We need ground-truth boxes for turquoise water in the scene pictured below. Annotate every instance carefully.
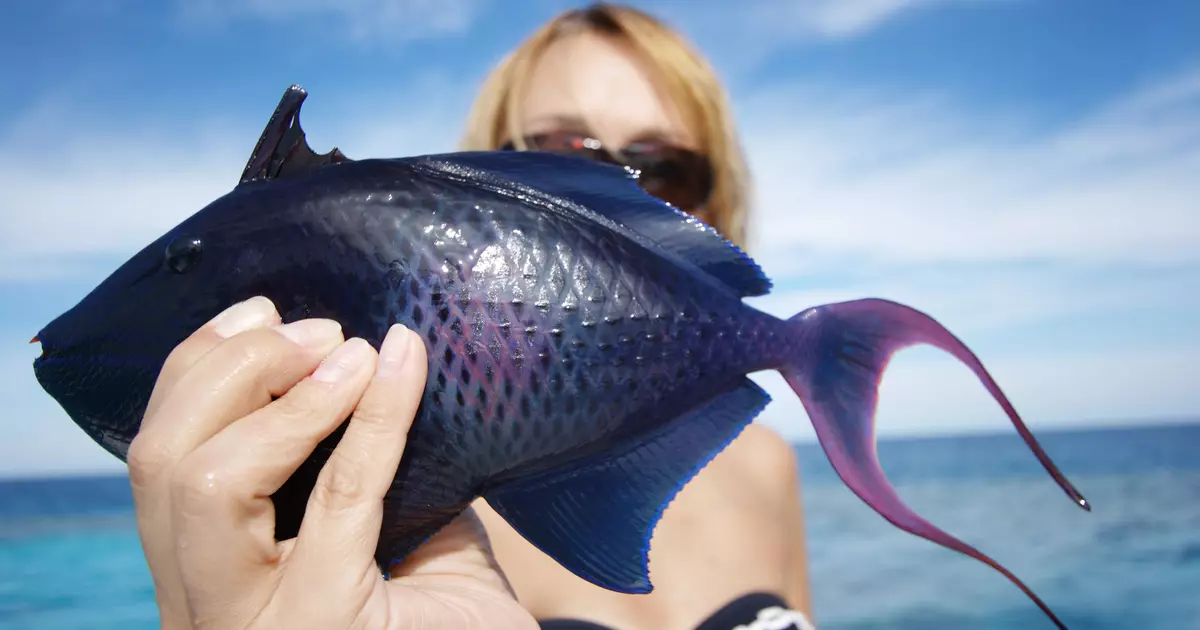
[2,422,1198,629]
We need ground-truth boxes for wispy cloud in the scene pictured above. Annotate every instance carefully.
[739,67,1200,274]
[0,75,476,281]
[733,70,1200,341]
[642,0,988,76]
[724,66,1200,441]
[747,263,1198,344]
[177,0,959,47]
[748,0,988,39]
[12,67,1196,281]
[177,0,485,43]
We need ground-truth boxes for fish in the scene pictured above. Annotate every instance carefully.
[32,85,1089,629]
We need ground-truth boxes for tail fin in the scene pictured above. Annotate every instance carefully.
[781,298,1086,630]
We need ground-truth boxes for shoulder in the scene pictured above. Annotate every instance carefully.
[723,423,801,484]
[699,423,803,507]
[727,426,815,611]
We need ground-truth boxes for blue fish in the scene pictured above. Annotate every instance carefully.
[32,86,1088,629]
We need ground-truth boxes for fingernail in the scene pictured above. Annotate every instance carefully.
[375,324,413,379]
[211,297,276,338]
[273,319,343,348]
[312,338,373,383]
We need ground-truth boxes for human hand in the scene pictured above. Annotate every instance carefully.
[125,296,536,630]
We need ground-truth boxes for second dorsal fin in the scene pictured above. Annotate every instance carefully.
[418,150,772,298]
[239,84,350,185]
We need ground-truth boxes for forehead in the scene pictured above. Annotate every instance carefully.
[518,32,694,146]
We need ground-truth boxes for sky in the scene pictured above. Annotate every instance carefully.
[0,0,1197,477]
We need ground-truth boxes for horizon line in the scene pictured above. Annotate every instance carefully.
[2,415,1196,483]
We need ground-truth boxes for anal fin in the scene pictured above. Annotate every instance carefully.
[482,379,771,593]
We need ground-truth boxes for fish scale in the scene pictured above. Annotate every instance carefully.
[31,85,1090,630]
[282,165,748,501]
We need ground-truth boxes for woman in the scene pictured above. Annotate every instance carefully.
[460,5,815,630]
[126,5,813,630]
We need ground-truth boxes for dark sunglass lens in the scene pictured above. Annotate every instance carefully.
[505,135,711,210]
[627,151,712,211]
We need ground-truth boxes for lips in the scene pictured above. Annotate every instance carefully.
[30,334,46,361]
[29,333,64,364]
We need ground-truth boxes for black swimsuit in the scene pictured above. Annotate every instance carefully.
[538,592,814,630]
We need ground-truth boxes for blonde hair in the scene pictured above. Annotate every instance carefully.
[459,2,753,250]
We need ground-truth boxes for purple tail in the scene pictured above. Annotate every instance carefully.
[781,298,1086,630]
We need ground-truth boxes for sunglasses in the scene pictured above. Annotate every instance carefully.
[499,131,714,211]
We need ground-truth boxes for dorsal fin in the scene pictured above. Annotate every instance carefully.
[239,84,351,185]
[417,150,771,298]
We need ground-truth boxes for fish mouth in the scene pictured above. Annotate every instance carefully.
[30,334,49,362]
[29,333,62,365]
[31,335,167,380]
[30,333,88,377]
[30,328,92,365]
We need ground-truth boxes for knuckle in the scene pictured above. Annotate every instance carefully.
[218,326,291,370]
[227,332,279,370]
[268,385,328,427]
[246,328,316,378]
[250,381,343,448]
[148,337,214,411]
[351,381,416,437]
[160,323,227,375]
[216,331,295,389]
[349,403,392,431]
[126,435,171,489]
[161,335,204,374]
[169,458,231,513]
[312,450,368,509]
[253,407,303,441]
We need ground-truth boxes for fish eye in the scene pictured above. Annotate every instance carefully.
[165,236,204,274]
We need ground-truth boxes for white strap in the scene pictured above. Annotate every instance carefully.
[731,604,817,630]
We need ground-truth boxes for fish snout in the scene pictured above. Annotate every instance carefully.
[29,329,62,364]
[30,332,50,363]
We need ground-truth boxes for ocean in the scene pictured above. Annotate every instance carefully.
[1,422,1198,630]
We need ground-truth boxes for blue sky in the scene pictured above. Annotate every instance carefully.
[1,0,1197,477]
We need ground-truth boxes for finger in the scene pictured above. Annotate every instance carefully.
[133,318,346,479]
[143,296,281,427]
[286,325,427,588]
[131,297,284,494]
[169,337,380,621]
[126,296,279,628]
[126,312,340,628]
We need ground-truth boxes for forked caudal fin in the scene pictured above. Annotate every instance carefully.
[781,298,1087,630]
